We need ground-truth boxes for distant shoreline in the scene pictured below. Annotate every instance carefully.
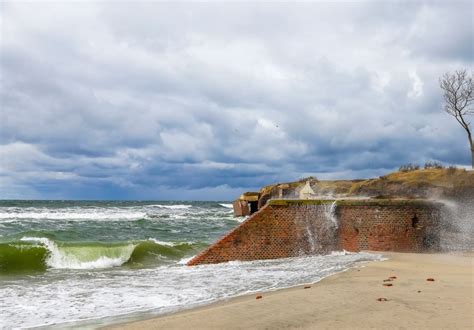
[105,252,473,330]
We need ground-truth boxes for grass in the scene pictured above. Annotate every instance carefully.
[348,168,473,195]
[258,168,473,200]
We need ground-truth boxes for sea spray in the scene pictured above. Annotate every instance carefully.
[326,200,339,228]
[294,202,340,256]
[436,199,474,251]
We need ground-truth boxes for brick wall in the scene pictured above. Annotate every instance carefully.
[339,203,441,252]
[187,199,441,266]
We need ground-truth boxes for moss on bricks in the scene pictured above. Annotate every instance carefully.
[269,199,336,206]
[269,199,440,207]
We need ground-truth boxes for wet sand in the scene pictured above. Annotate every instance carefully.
[106,252,473,329]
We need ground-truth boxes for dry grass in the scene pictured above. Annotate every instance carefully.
[349,168,473,195]
[384,168,473,187]
[257,168,474,200]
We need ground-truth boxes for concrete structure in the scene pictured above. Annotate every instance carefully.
[299,181,316,199]
[188,199,442,266]
[232,192,259,217]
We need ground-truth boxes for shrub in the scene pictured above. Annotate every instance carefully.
[424,161,444,169]
[447,165,457,175]
[399,163,420,172]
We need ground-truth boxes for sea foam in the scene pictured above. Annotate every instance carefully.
[0,208,146,221]
[0,252,383,328]
[149,204,193,209]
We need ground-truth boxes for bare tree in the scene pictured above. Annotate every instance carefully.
[439,70,474,168]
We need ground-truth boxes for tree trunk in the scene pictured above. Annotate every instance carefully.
[470,135,474,169]
[471,136,474,169]
[471,147,474,169]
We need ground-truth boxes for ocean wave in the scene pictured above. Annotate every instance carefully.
[20,237,136,269]
[147,238,197,246]
[147,238,175,246]
[0,251,383,328]
[148,204,193,209]
[219,203,233,209]
[0,237,204,273]
[177,256,195,265]
[235,215,249,223]
[0,208,147,221]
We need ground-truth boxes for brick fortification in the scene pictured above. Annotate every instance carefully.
[187,199,442,266]
[338,200,441,252]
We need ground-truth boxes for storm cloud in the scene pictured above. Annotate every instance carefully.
[1,1,473,199]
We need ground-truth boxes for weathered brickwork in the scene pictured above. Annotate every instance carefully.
[187,199,441,266]
[187,202,338,265]
[339,203,441,252]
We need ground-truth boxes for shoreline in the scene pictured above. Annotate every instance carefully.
[105,251,473,329]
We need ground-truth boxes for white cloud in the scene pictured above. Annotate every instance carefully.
[408,71,424,99]
[0,1,472,199]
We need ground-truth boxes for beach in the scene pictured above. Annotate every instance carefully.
[107,252,473,330]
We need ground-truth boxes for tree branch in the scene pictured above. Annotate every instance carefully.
[440,69,474,152]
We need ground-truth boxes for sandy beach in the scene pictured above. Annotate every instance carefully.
[106,252,473,330]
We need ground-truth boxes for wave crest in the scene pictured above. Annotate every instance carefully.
[20,237,136,269]
[0,237,205,273]
[0,209,146,220]
[148,204,193,209]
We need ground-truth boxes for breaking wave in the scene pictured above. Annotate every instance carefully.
[0,208,147,221]
[0,237,205,273]
[0,205,195,222]
[148,204,193,209]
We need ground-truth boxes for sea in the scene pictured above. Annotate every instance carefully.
[0,200,382,329]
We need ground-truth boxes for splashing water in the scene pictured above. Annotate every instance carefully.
[436,199,474,251]
[326,200,339,228]
[295,203,340,256]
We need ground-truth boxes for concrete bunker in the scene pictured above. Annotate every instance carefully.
[232,192,259,216]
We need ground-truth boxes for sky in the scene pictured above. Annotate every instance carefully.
[0,1,473,200]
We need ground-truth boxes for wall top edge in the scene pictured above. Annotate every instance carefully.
[268,199,442,207]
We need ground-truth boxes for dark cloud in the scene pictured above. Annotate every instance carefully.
[0,1,473,200]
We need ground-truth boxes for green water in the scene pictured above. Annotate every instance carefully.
[0,200,236,274]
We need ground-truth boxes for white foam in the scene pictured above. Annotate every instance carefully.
[170,214,187,219]
[177,256,195,265]
[326,200,339,228]
[0,208,146,220]
[55,255,132,269]
[147,238,175,247]
[148,238,196,247]
[235,215,248,223]
[0,252,383,328]
[329,250,351,256]
[219,203,233,209]
[149,204,192,209]
[20,237,135,269]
